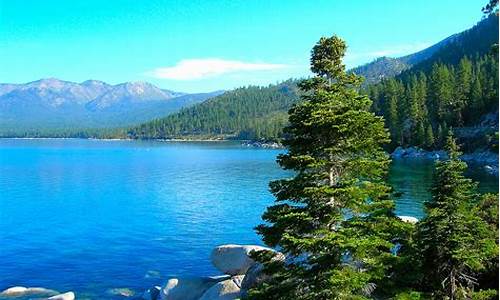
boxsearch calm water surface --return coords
[0,139,497,299]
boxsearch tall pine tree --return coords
[247,35,407,300]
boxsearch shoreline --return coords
[391,146,499,176]
[0,137,243,143]
[2,138,498,167]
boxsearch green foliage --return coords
[472,289,498,300]
[425,124,435,148]
[394,291,425,300]
[415,135,498,299]
[246,35,407,300]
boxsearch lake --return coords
[0,139,497,299]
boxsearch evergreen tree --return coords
[384,79,402,147]
[470,76,484,121]
[416,122,426,147]
[424,124,435,149]
[430,64,455,126]
[416,135,497,299]
[475,193,500,293]
[247,35,407,300]
[455,57,473,125]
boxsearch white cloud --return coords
[146,58,287,80]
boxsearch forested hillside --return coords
[368,52,498,151]
[128,80,299,140]
[365,14,499,151]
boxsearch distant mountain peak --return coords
[0,78,221,131]
[27,78,68,89]
[81,79,109,86]
[351,14,499,85]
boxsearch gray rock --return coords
[391,147,447,160]
[107,287,136,297]
[160,275,230,300]
[48,291,76,300]
[199,278,241,300]
[483,164,499,176]
[211,244,278,275]
[240,250,286,294]
[144,270,162,279]
[240,263,266,291]
[391,147,405,158]
[142,286,160,300]
[231,275,245,289]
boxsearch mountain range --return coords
[1,15,497,139]
[0,78,223,131]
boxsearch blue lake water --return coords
[0,139,497,299]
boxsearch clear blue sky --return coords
[0,0,487,92]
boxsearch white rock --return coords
[211,244,280,275]
[27,287,59,295]
[48,291,76,300]
[398,215,419,224]
[0,286,59,297]
[142,286,160,300]
[0,286,28,296]
[199,279,241,300]
[160,275,230,300]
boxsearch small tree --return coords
[247,35,407,299]
[416,134,498,299]
[424,124,435,149]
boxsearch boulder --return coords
[160,275,230,300]
[0,286,28,296]
[398,215,419,224]
[483,165,499,176]
[391,147,405,158]
[240,263,266,291]
[0,286,58,297]
[199,278,241,300]
[211,244,281,275]
[145,270,162,279]
[48,291,76,300]
[142,286,161,300]
[107,287,135,297]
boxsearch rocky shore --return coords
[241,140,282,149]
[391,147,499,176]
[1,219,419,300]
[144,217,418,300]
[140,244,284,300]
[0,244,282,300]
